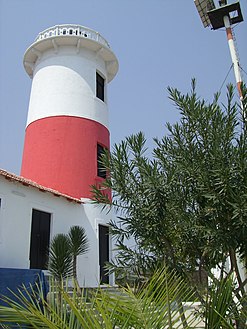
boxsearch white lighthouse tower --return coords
[10,24,119,286]
[21,24,118,199]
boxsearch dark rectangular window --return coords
[97,144,107,179]
[96,72,105,102]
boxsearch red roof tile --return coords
[0,169,82,204]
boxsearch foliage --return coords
[48,226,89,288]
[0,267,204,328]
[92,82,247,326]
[68,225,89,280]
[204,275,238,329]
[48,233,73,282]
[0,267,245,328]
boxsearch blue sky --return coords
[0,0,246,174]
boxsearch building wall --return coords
[0,176,113,287]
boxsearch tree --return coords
[48,233,73,305]
[48,226,89,292]
[48,233,73,283]
[93,82,247,326]
[68,225,89,287]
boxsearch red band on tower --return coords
[21,116,109,199]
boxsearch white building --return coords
[0,24,118,287]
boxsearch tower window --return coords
[97,144,107,179]
[96,72,105,102]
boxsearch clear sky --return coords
[0,0,246,175]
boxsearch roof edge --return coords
[0,169,82,204]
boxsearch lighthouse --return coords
[21,24,118,199]
[0,24,121,286]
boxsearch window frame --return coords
[96,71,105,102]
[97,143,107,179]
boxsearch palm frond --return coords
[68,226,89,256]
[48,234,73,281]
[0,267,200,329]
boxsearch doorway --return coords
[29,209,51,269]
[99,224,109,284]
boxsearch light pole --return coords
[194,0,244,115]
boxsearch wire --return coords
[219,63,233,93]
[239,65,247,78]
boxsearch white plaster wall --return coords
[27,46,108,128]
[0,177,113,287]
[81,200,114,286]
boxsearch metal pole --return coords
[223,15,244,109]
[223,13,246,290]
